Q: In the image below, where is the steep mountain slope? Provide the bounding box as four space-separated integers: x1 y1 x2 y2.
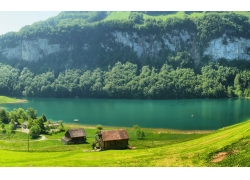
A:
2 11 250 99
1 11 250 72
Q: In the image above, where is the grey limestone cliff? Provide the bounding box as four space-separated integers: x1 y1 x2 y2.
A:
1 31 250 63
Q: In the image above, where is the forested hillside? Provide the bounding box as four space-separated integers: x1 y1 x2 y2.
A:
1 11 250 99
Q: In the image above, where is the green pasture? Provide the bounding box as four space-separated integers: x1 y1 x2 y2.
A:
102 11 250 25
0 96 21 104
0 120 250 167
103 11 130 21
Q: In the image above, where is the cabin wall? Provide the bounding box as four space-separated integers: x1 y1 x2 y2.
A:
65 131 71 138
72 137 86 143
61 137 86 145
99 139 104 149
103 139 128 150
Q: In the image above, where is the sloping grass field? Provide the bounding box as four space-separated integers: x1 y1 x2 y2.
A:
0 96 26 104
0 119 250 167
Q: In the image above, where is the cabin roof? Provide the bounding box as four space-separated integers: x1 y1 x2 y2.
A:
101 129 129 141
48 123 59 127
68 128 86 138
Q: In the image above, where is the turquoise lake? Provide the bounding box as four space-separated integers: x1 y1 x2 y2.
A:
1 98 250 130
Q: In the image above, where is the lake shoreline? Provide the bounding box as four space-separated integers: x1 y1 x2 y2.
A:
2 97 249 132
5 99 28 104
65 123 215 134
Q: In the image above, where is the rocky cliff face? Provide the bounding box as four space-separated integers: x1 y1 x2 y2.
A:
1 31 250 63
204 35 250 61
1 39 60 61
111 30 194 57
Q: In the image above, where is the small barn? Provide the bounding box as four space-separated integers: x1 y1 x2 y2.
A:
61 128 87 145
98 129 129 150
22 121 28 129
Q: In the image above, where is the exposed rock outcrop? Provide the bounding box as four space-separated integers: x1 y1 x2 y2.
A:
1 31 250 63
204 35 250 61
1 38 60 61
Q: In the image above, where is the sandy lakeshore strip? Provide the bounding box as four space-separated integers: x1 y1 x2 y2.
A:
8 99 28 103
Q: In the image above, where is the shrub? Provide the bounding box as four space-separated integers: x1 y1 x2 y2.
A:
133 124 145 139
0 129 6 134
0 123 5 129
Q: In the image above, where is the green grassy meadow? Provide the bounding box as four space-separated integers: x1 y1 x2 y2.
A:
0 120 250 167
0 96 26 104
102 11 237 24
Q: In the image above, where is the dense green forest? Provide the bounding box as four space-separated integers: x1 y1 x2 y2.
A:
1 60 250 99
1 11 250 99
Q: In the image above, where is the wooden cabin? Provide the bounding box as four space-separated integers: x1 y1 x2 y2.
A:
98 129 129 150
61 128 87 145
22 121 28 129
48 122 59 129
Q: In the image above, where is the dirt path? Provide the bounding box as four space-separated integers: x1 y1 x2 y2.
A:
38 135 46 141
18 128 46 141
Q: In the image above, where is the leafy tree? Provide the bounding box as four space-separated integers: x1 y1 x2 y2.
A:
8 123 15 133
0 109 9 124
95 124 103 134
27 118 34 129
167 51 195 69
128 12 143 24
17 108 27 121
34 118 46 133
41 114 47 122
8 109 19 122
26 107 38 119
133 124 145 139
29 124 41 139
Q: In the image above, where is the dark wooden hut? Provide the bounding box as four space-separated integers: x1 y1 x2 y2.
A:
22 121 28 129
61 128 87 145
98 129 129 150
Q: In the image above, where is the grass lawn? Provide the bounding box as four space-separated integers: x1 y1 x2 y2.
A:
0 119 250 167
0 96 27 104
102 11 250 28
103 11 130 21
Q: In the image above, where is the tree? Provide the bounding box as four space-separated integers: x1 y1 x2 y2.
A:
167 51 195 69
128 12 143 24
95 124 103 134
9 123 15 133
34 118 46 133
29 124 41 139
58 120 65 132
42 114 47 122
17 108 27 121
26 107 38 119
133 124 145 139
9 109 18 123
0 109 9 124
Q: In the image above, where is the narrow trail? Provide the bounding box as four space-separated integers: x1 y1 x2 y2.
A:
18 128 47 141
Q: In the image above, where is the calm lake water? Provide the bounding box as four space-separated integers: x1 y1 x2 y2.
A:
1 98 250 130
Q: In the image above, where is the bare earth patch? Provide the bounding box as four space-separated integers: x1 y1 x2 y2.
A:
211 152 227 163
211 150 239 163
